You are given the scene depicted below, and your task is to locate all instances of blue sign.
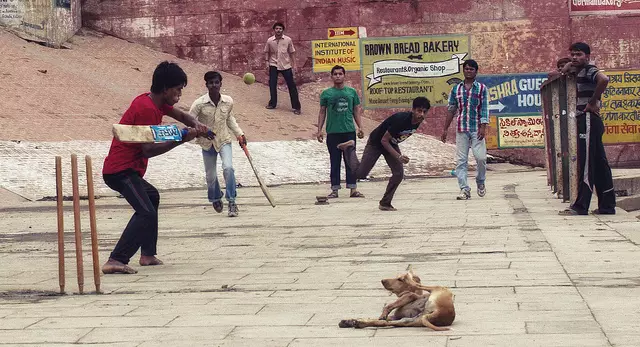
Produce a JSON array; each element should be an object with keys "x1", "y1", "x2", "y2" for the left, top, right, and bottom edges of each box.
[{"x1": 476, "y1": 73, "x2": 548, "y2": 114}]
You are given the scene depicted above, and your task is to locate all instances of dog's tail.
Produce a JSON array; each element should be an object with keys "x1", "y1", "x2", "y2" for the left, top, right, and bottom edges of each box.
[{"x1": 420, "y1": 315, "x2": 450, "y2": 331}]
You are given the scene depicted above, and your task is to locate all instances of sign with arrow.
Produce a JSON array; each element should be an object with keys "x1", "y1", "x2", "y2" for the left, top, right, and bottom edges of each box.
[
  {"x1": 476, "y1": 73, "x2": 548, "y2": 114},
  {"x1": 327, "y1": 27, "x2": 358, "y2": 40}
]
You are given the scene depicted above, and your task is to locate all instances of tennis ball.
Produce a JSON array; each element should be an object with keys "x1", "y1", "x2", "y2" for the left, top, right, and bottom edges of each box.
[{"x1": 243, "y1": 72, "x2": 255, "y2": 85}]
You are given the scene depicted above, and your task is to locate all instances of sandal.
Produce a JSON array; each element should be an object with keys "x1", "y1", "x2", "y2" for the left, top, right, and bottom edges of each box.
[
  {"x1": 327, "y1": 191, "x2": 339, "y2": 199},
  {"x1": 350, "y1": 191, "x2": 365, "y2": 198},
  {"x1": 558, "y1": 208, "x2": 587, "y2": 216}
]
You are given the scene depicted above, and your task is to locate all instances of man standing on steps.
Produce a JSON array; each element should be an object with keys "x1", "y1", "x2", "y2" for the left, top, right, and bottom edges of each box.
[
  {"x1": 441, "y1": 59, "x2": 489, "y2": 201},
  {"x1": 315, "y1": 65, "x2": 365, "y2": 199},
  {"x1": 264, "y1": 22, "x2": 301, "y2": 115},
  {"x1": 190, "y1": 71, "x2": 246, "y2": 218},
  {"x1": 102, "y1": 61, "x2": 210, "y2": 275},
  {"x1": 559, "y1": 42, "x2": 616, "y2": 216},
  {"x1": 336, "y1": 97, "x2": 431, "y2": 211}
]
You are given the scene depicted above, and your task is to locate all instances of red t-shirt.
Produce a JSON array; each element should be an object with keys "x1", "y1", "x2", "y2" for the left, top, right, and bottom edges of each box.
[{"x1": 103, "y1": 93, "x2": 173, "y2": 177}]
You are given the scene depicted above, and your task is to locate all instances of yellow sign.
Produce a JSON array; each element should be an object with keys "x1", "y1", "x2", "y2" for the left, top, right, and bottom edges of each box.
[
  {"x1": 360, "y1": 35, "x2": 470, "y2": 109},
  {"x1": 486, "y1": 116, "x2": 498, "y2": 150},
  {"x1": 601, "y1": 70, "x2": 640, "y2": 144},
  {"x1": 327, "y1": 27, "x2": 358, "y2": 39},
  {"x1": 496, "y1": 114, "x2": 545, "y2": 148},
  {"x1": 312, "y1": 39, "x2": 361, "y2": 73}
]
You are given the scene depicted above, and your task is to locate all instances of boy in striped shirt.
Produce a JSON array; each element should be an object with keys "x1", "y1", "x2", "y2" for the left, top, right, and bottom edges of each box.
[{"x1": 441, "y1": 59, "x2": 489, "y2": 200}]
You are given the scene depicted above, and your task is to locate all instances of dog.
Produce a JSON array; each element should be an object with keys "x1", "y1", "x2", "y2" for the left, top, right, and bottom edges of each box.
[{"x1": 339, "y1": 268, "x2": 455, "y2": 331}]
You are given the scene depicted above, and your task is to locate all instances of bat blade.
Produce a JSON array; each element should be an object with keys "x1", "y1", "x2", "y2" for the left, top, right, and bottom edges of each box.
[
  {"x1": 241, "y1": 144, "x2": 276, "y2": 207},
  {"x1": 112, "y1": 124, "x2": 185, "y2": 143}
]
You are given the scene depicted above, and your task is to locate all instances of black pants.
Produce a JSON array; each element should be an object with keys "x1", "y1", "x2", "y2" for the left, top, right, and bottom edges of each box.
[
  {"x1": 268, "y1": 67, "x2": 301, "y2": 110},
  {"x1": 326, "y1": 132, "x2": 357, "y2": 190},
  {"x1": 571, "y1": 113, "x2": 616, "y2": 214},
  {"x1": 344, "y1": 142, "x2": 404, "y2": 206},
  {"x1": 103, "y1": 169, "x2": 160, "y2": 264}
]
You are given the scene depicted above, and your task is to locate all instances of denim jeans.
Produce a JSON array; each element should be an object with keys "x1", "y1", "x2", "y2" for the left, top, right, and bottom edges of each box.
[
  {"x1": 202, "y1": 143, "x2": 236, "y2": 203},
  {"x1": 326, "y1": 132, "x2": 357, "y2": 190},
  {"x1": 455, "y1": 131, "x2": 487, "y2": 191}
]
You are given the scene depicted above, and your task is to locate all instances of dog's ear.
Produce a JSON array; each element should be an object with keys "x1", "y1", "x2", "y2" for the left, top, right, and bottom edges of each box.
[{"x1": 413, "y1": 275, "x2": 421, "y2": 283}]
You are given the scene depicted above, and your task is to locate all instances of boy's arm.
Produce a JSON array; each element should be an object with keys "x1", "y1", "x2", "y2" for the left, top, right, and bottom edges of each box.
[
  {"x1": 167, "y1": 107, "x2": 209, "y2": 136},
  {"x1": 226, "y1": 105, "x2": 246, "y2": 145},
  {"x1": 442, "y1": 87, "x2": 457, "y2": 142},
  {"x1": 585, "y1": 71, "x2": 609, "y2": 114},
  {"x1": 316, "y1": 106, "x2": 327, "y2": 142},
  {"x1": 141, "y1": 129, "x2": 198, "y2": 158},
  {"x1": 478, "y1": 85, "x2": 489, "y2": 140}
]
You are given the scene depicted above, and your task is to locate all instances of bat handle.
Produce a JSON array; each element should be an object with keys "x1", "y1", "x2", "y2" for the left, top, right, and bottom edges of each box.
[{"x1": 181, "y1": 128, "x2": 215, "y2": 140}]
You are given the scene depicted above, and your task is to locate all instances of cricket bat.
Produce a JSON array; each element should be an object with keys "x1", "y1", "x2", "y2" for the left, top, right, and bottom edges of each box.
[
  {"x1": 112, "y1": 124, "x2": 214, "y2": 143},
  {"x1": 241, "y1": 143, "x2": 276, "y2": 208}
]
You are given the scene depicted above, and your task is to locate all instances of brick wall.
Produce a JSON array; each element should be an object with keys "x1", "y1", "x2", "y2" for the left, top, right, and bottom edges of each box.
[{"x1": 82, "y1": 0, "x2": 640, "y2": 167}]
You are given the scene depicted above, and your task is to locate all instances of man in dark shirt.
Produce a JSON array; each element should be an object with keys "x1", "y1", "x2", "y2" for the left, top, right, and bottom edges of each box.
[
  {"x1": 559, "y1": 42, "x2": 616, "y2": 216},
  {"x1": 336, "y1": 97, "x2": 431, "y2": 211}
]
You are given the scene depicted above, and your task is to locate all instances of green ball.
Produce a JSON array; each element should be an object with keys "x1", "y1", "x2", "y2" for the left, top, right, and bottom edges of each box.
[{"x1": 243, "y1": 72, "x2": 255, "y2": 85}]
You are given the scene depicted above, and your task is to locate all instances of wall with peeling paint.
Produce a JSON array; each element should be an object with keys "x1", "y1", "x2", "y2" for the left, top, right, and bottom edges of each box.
[
  {"x1": 0, "y1": 0, "x2": 81, "y2": 47},
  {"x1": 81, "y1": 0, "x2": 640, "y2": 167}
]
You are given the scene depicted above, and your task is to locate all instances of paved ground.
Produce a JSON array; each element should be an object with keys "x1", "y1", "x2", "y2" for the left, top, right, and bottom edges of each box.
[
  {"x1": 0, "y1": 135, "x2": 467, "y2": 201},
  {"x1": 1, "y1": 170, "x2": 639, "y2": 346}
]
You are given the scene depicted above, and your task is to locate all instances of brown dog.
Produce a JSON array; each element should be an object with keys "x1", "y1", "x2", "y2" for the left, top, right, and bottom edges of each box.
[{"x1": 339, "y1": 268, "x2": 455, "y2": 331}]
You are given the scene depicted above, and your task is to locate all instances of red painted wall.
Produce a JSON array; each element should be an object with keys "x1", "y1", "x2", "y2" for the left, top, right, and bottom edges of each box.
[{"x1": 82, "y1": 0, "x2": 640, "y2": 167}]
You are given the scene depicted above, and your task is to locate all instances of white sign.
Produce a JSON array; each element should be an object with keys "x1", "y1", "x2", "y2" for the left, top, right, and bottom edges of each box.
[
  {"x1": 0, "y1": 0, "x2": 25, "y2": 26},
  {"x1": 366, "y1": 53, "x2": 467, "y2": 88}
]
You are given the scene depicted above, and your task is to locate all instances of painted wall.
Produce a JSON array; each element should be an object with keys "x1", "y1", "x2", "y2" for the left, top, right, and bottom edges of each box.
[
  {"x1": 81, "y1": 0, "x2": 640, "y2": 167},
  {"x1": 0, "y1": 0, "x2": 81, "y2": 47}
]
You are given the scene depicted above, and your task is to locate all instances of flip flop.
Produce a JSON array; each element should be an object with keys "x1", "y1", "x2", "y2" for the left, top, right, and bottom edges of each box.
[
  {"x1": 350, "y1": 191, "x2": 365, "y2": 198},
  {"x1": 558, "y1": 208, "x2": 587, "y2": 216}
]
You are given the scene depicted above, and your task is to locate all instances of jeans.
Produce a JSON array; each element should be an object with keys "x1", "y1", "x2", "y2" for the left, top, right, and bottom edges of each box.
[
  {"x1": 455, "y1": 131, "x2": 487, "y2": 191},
  {"x1": 202, "y1": 143, "x2": 236, "y2": 203},
  {"x1": 268, "y1": 67, "x2": 301, "y2": 110},
  {"x1": 103, "y1": 169, "x2": 159, "y2": 264},
  {"x1": 344, "y1": 142, "x2": 403, "y2": 206},
  {"x1": 326, "y1": 132, "x2": 357, "y2": 190}
]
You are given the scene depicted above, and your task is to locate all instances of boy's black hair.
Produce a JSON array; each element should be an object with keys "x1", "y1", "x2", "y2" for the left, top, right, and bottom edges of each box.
[
  {"x1": 204, "y1": 71, "x2": 223, "y2": 82},
  {"x1": 150, "y1": 61, "x2": 187, "y2": 93},
  {"x1": 273, "y1": 22, "x2": 285, "y2": 30},
  {"x1": 569, "y1": 42, "x2": 591, "y2": 55},
  {"x1": 331, "y1": 65, "x2": 346, "y2": 75},
  {"x1": 463, "y1": 59, "x2": 479, "y2": 71},
  {"x1": 412, "y1": 97, "x2": 431, "y2": 110}
]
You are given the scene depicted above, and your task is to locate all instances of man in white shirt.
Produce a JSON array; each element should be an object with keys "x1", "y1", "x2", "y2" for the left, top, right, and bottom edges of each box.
[
  {"x1": 190, "y1": 71, "x2": 247, "y2": 217},
  {"x1": 264, "y1": 22, "x2": 301, "y2": 115}
]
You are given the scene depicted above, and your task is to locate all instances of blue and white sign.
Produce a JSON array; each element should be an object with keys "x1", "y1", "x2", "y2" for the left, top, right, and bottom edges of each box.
[{"x1": 477, "y1": 73, "x2": 548, "y2": 114}]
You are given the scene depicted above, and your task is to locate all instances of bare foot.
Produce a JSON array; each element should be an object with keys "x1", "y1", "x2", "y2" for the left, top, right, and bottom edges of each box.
[
  {"x1": 102, "y1": 258, "x2": 138, "y2": 274},
  {"x1": 139, "y1": 255, "x2": 164, "y2": 266}
]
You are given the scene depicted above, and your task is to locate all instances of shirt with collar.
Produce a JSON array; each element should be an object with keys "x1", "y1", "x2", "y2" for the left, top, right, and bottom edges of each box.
[
  {"x1": 189, "y1": 93, "x2": 243, "y2": 151},
  {"x1": 447, "y1": 80, "x2": 489, "y2": 133},
  {"x1": 264, "y1": 35, "x2": 295, "y2": 71}
]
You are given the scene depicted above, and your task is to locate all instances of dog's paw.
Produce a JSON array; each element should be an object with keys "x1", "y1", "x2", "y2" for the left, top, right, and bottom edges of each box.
[{"x1": 338, "y1": 319, "x2": 357, "y2": 328}]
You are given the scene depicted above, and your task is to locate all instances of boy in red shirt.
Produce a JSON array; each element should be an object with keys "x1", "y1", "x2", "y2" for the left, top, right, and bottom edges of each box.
[{"x1": 102, "y1": 61, "x2": 210, "y2": 274}]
